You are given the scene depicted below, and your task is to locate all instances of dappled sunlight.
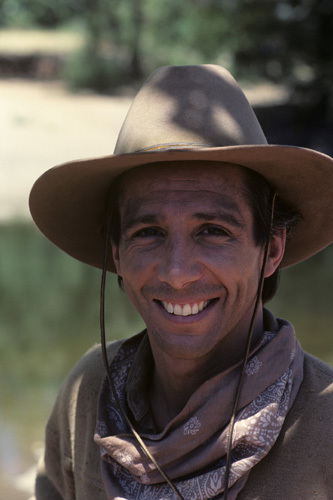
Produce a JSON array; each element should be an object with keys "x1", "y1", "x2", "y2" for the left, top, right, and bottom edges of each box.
[{"x1": 151, "y1": 65, "x2": 266, "y2": 148}]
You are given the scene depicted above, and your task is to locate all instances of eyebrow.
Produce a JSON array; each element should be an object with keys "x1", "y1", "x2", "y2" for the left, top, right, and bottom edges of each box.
[
  {"x1": 192, "y1": 211, "x2": 245, "y2": 229},
  {"x1": 122, "y1": 213, "x2": 166, "y2": 233}
]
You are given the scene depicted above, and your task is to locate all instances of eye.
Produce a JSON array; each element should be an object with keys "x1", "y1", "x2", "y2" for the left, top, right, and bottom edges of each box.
[
  {"x1": 133, "y1": 227, "x2": 164, "y2": 238},
  {"x1": 199, "y1": 225, "x2": 229, "y2": 237}
]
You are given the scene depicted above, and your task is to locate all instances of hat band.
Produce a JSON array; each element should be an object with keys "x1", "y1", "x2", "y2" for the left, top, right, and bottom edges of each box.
[{"x1": 135, "y1": 142, "x2": 216, "y2": 153}]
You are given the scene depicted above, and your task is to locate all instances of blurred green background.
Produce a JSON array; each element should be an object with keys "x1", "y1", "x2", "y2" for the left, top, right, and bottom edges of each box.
[{"x1": 1, "y1": 0, "x2": 332, "y2": 498}]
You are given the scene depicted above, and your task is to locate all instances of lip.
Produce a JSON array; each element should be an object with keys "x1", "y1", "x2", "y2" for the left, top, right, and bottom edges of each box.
[{"x1": 153, "y1": 297, "x2": 219, "y2": 323}]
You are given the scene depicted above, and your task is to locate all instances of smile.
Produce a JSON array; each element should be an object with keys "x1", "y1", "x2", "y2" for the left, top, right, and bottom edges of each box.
[{"x1": 161, "y1": 300, "x2": 211, "y2": 316}]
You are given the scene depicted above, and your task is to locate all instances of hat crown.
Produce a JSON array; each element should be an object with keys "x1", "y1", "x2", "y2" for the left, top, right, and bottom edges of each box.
[{"x1": 114, "y1": 64, "x2": 267, "y2": 154}]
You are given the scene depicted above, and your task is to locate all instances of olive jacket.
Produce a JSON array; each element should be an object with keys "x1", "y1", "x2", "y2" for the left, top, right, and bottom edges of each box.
[{"x1": 34, "y1": 341, "x2": 333, "y2": 500}]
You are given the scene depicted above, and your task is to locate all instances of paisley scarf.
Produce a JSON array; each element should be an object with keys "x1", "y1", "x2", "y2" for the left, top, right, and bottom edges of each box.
[{"x1": 94, "y1": 311, "x2": 304, "y2": 499}]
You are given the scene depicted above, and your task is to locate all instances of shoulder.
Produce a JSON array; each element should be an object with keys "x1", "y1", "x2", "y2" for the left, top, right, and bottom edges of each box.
[
  {"x1": 46, "y1": 338, "x2": 128, "y2": 446},
  {"x1": 40, "y1": 339, "x2": 128, "y2": 499},
  {"x1": 62, "y1": 339, "x2": 125, "y2": 395},
  {"x1": 298, "y1": 352, "x2": 333, "y2": 410},
  {"x1": 286, "y1": 352, "x2": 333, "y2": 431},
  {"x1": 303, "y1": 351, "x2": 333, "y2": 382},
  {"x1": 239, "y1": 353, "x2": 333, "y2": 499},
  {"x1": 291, "y1": 352, "x2": 333, "y2": 432},
  {"x1": 273, "y1": 351, "x2": 333, "y2": 470}
]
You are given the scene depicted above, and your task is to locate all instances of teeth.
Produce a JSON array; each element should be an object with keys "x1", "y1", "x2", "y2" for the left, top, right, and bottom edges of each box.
[
  {"x1": 192, "y1": 303, "x2": 199, "y2": 314},
  {"x1": 174, "y1": 304, "x2": 182, "y2": 315},
  {"x1": 183, "y1": 304, "x2": 192, "y2": 316},
  {"x1": 161, "y1": 300, "x2": 210, "y2": 316},
  {"x1": 166, "y1": 303, "x2": 174, "y2": 314},
  {"x1": 198, "y1": 301, "x2": 205, "y2": 312}
]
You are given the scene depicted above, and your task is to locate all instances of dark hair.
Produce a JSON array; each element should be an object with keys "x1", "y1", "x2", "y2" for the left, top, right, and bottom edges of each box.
[
  {"x1": 106, "y1": 173, "x2": 123, "y2": 248},
  {"x1": 104, "y1": 173, "x2": 124, "y2": 288},
  {"x1": 106, "y1": 164, "x2": 302, "y2": 302},
  {"x1": 241, "y1": 168, "x2": 302, "y2": 302}
]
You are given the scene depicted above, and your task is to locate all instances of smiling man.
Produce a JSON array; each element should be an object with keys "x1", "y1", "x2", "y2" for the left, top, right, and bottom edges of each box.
[
  {"x1": 110, "y1": 161, "x2": 286, "y2": 432},
  {"x1": 30, "y1": 65, "x2": 333, "y2": 500}
]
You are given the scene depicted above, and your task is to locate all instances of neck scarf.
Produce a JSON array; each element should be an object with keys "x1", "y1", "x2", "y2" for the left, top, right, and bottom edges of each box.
[{"x1": 94, "y1": 311, "x2": 304, "y2": 499}]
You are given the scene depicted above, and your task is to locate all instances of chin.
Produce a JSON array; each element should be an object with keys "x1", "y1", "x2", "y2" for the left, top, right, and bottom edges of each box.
[{"x1": 148, "y1": 326, "x2": 225, "y2": 361}]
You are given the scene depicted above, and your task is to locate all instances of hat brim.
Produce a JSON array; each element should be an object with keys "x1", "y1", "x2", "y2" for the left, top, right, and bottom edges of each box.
[{"x1": 29, "y1": 144, "x2": 333, "y2": 272}]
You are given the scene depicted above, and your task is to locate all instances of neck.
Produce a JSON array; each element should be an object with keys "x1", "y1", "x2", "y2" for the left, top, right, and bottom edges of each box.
[{"x1": 148, "y1": 307, "x2": 264, "y2": 432}]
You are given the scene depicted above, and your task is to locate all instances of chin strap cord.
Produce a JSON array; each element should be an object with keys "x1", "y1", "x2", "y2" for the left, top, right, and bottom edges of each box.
[
  {"x1": 223, "y1": 192, "x2": 277, "y2": 499},
  {"x1": 100, "y1": 218, "x2": 185, "y2": 500}
]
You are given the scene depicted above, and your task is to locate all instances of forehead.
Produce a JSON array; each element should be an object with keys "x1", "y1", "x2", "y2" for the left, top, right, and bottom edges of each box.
[{"x1": 119, "y1": 161, "x2": 250, "y2": 212}]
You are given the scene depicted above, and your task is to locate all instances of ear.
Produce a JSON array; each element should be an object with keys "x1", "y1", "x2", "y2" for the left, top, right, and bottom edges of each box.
[
  {"x1": 264, "y1": 229, "x2": 287, "y2": 278},
  {"x1": 111, "y1": 242, "x2": 122, "y2": 276}
]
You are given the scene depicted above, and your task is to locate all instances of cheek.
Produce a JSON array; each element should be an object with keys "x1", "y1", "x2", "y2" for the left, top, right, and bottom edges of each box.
[
  {"x1": 208, "y1": 245, "x2": 261, "y2": 278},
  {"x1": 120, "y1": 273, "x2": 144, "y2": 315},
  {"x1": 118, "y1": 240, "x2": 164, "y2": 279},
  {"x1": 118, "y1": 249, "x2": 156, "y2": 306},
  {"x1": 122, "y1": 251, "x2": 154, "y2": 280},
  {"x1": 114, "y1": 242, "x2": 142, "y2": 276},
  {"x1": 214, "y1": 250, "x2": 262, "y2": 296}
]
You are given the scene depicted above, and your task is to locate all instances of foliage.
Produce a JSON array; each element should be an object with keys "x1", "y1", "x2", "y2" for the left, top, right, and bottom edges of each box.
[
  {"x1": 0, "y1": 221, "x2": 145, "y2": 473},
  {"x1": 63, "y1": 47, "x2": 127, "y2": 92},
  {"x1": 0, "y1": 0, "x2": 332, "y2": 111},
  {"x1": 0, "y1": 222, "x2": 143, "y2": 392},
  {"x1": 270, "y1": 247, "x2": 333, "y2": 364},
  {"x1": 0, "y1": 0, "x2": 73, "y2": 27},
  {"x1": 231, "y1": 0, "x2": 333, "y2": 121},
  {"x1": 144, "y1": 0, "x2": 233, "y2": 62}
]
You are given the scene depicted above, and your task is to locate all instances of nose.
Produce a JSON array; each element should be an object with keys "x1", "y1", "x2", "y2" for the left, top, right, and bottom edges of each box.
[{"x1": 156, "y1": 237, "x2": 201, "y2": 289}]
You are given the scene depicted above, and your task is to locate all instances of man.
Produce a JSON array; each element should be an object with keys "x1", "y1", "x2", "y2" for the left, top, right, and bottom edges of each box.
[{"x1": 30, "y1": 65, "x2": 333, "y2": 499}]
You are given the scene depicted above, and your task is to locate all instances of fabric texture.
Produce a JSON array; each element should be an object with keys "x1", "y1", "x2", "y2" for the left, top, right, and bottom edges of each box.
[
  {"x1": 94, "y1": 312, "x2": 304, "y2": 500},
  {"x1": 34, "y1": 327, "x2": 333, "y2": 499}
]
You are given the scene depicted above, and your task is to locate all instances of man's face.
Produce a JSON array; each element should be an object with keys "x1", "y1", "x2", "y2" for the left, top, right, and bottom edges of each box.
[{"x1": 112, "y1": 162, "x2": 281, "y2": 361}]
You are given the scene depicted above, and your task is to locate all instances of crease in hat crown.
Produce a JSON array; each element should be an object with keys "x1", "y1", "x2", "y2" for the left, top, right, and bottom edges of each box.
[{"x1": 114, "y1": 64, "x2": 268, "y2": 155}]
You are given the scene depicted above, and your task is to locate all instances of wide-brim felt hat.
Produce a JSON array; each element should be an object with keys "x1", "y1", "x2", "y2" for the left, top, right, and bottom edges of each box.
[{"x1": 29, "y1": 64, "x2": 333, "y2": 272}]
